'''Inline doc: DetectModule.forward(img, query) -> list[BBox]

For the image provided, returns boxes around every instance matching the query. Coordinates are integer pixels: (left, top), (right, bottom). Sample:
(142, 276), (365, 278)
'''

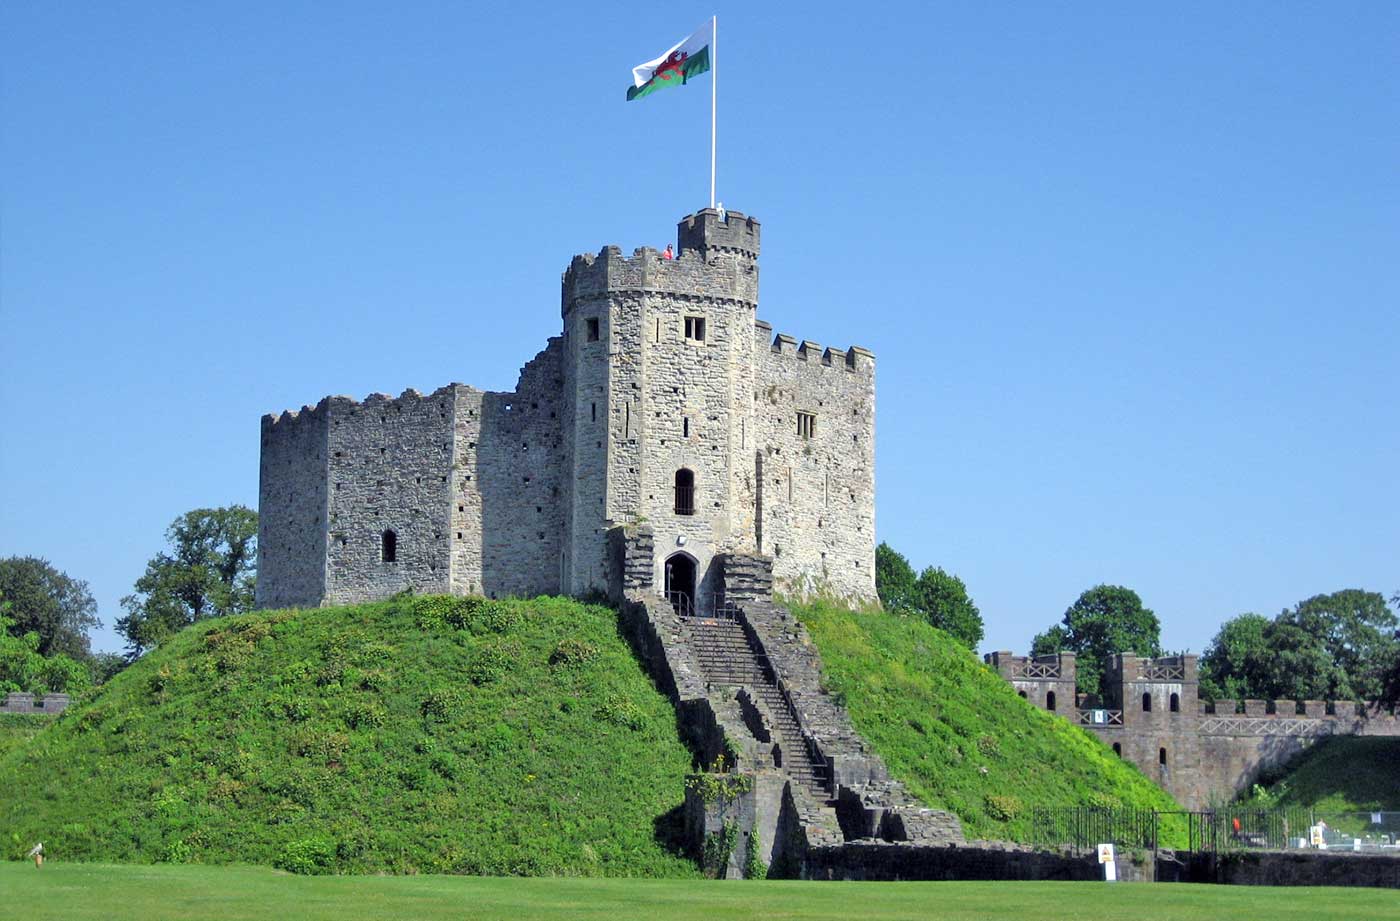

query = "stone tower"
(256, 209), (876, 612)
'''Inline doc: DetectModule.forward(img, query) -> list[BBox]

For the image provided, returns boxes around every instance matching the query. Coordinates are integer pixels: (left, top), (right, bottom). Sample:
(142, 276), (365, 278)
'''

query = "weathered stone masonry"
(987, 650), (1400, 809)
(257, 210), (877, 612)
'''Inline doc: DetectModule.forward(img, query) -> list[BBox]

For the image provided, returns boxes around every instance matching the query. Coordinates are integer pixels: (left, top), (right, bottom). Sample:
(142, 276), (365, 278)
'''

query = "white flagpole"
(710, 15), (717, 209)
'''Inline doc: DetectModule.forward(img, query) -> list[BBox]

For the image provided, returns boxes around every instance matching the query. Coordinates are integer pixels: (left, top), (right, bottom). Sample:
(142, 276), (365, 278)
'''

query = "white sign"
(1098, 843), (1117, 881)
(1092, 709), (1108, 724)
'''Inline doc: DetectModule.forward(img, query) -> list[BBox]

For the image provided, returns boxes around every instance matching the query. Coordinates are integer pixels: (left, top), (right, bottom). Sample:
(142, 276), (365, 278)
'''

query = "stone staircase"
(683, 612), (832, 798)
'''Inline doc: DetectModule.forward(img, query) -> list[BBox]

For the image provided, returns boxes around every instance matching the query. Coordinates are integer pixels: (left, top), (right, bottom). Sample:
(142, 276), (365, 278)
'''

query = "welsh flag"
(627, 21), (712, 102)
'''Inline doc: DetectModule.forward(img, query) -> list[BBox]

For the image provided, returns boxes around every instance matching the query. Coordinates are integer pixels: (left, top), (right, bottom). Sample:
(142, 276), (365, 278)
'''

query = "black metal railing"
(666, 590), (694, 618)
(673, 484), (694, 515)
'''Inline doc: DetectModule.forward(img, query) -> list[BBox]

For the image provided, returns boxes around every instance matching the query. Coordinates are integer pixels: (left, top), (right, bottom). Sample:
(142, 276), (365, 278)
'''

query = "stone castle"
(256, 209), (875, 615)
(252, 207), (1396, 876)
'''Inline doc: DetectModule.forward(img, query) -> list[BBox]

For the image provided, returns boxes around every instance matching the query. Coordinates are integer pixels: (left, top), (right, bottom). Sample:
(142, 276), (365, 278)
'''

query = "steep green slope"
(1239, 736), (1400, 812)
(793, 599), (1182, 841)
(0, 596), (697, 877)
(0, 714), (49, 761)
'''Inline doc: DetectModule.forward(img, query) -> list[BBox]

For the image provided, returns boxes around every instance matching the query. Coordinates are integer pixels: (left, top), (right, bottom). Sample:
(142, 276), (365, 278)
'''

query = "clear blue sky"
(2, 3), (1395, 656)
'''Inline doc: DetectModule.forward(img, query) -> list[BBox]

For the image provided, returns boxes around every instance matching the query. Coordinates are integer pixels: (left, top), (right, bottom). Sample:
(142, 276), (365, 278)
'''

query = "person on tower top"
(662, 243), (674, 260)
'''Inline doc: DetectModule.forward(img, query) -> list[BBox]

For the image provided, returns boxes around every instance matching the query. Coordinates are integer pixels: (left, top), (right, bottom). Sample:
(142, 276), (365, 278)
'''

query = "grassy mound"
(793, 599), (1182, 841)
(0, 596), (697, 877)
(0, 714), (49, 761)
(1238, 736), (1400, 812)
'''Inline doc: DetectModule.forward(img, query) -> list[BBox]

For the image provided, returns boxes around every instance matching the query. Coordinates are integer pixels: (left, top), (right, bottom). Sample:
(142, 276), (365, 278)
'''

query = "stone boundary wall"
(803, 841), (1151, 882)
(0, 692), (69, 715)
(1160, 849), (1400, 888)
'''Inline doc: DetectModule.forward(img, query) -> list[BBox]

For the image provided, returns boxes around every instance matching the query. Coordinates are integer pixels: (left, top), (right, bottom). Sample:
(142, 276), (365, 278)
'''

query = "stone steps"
(683, 616), (830, 796)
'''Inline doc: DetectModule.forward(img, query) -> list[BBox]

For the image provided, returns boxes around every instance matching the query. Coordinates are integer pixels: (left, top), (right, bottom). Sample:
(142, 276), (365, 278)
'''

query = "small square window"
(797, 412), (817, 439)
(684, 316), (706, 342)
(586, 317), (600, 342)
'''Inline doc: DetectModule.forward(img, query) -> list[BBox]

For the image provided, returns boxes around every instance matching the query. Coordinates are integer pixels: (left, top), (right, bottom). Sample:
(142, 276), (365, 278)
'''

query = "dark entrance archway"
(664, 552), (697, 617)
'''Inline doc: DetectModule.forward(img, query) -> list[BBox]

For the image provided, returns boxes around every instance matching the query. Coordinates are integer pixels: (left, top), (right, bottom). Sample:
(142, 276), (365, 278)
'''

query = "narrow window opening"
(1046, 691), (1057, 711)
(586, 317), (600, 341)
(1113, 743), (1122, 757)
(684, 316), (706, 341)
(381, 529), (397, 563)
(674, 469), (695, 515)
(1142, 692), (1152, 712)
(1170, 692), (1180, 713)
(591, 402), (596, 422)
(683, 417), (690, 437)
(797, 412), (817, 439)
(1158, 747), (1167, 766)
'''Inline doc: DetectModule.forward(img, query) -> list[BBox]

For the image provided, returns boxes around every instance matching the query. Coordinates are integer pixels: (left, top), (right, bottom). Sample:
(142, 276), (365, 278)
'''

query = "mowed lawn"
(3, 863), (1399, 921)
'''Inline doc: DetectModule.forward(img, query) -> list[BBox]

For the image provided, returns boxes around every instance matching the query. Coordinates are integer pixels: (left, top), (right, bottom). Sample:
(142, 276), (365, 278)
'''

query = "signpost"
(1098, 843), (1117, 881)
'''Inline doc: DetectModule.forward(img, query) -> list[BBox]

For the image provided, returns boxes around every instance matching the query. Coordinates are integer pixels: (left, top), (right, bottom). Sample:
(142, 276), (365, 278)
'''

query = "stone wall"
(803, 841), (1149, 882)
(755, 326), (876, 603)
(256, 403), (329, 609)
(322, 388), (455, 602)
(990, 650), (1400, 808)
(1162, 849), (1400, 888)
(0, 692), (69, 715)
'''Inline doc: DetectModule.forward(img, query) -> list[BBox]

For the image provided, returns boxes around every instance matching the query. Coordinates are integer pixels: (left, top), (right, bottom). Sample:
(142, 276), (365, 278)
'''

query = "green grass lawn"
(2, 862), (1397, 921)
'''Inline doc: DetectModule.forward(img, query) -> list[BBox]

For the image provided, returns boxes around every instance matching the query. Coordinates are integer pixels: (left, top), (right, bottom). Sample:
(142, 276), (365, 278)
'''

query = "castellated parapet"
(257, 209), (876, 612)
(986, 650), (1400, 809)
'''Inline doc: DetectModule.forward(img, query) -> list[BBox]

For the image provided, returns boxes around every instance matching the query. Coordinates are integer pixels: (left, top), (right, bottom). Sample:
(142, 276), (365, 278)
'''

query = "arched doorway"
(664, 552), (697, 617)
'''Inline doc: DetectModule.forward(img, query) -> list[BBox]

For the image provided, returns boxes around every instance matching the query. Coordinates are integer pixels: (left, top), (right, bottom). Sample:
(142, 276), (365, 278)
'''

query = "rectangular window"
(797, 412), (817, 439)
(684, 316), (706, 342)
(586, 317), (600, 342)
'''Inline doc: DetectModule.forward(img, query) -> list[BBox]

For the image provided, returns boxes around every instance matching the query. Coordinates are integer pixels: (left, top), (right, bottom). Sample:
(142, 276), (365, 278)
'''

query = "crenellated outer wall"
(988, 650), (1400, 808)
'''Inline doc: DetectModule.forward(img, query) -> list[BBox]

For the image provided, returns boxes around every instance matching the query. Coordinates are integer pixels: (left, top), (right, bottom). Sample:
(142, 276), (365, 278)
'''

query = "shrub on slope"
(0, 596), (697, 877)
(793, 598), (1181, 841)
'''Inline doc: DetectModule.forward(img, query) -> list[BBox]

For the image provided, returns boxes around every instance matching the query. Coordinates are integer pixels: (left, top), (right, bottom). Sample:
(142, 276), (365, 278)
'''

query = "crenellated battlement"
(677, 207), (760, 259)
(990, 647), (1400, 808)
(766, 332), (874, 372)
(561, 210), (762, 315)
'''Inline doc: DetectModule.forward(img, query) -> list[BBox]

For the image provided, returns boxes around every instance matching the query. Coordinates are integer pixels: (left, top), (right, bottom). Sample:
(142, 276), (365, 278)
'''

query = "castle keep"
(256, 210), (876, 614)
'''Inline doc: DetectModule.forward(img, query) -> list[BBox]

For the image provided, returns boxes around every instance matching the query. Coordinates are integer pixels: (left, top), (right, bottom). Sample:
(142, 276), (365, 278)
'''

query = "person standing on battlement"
(662, 243), (674, 260)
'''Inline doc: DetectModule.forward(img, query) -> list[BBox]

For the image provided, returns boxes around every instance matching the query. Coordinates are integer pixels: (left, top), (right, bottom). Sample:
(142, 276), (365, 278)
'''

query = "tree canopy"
(0, 593), (92, 695)
(1031, 585), (1162, 697)
(116, 506), (258, 657)
(1201, 590), (1398, 702)
(0, 556), (99, 658)
(874, 543), (984, 649)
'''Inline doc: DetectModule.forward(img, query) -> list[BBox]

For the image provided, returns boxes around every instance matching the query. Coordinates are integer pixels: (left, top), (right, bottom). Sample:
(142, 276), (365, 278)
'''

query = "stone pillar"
(717, 553), (774, 604)
(607, 525), (654, 602)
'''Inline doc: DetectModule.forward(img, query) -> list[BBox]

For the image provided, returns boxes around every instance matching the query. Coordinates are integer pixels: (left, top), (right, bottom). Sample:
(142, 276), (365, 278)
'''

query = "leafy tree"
(874, 543), (983, 649)
(1032, 585), (1161, 697)
(0, 593), (92, 695)
(1198, 591), (1397, 702)
(912, 566), (984, 649)
(116, 506), (257, 657)
(1199, 613), (1272, 700)
(875, 543), (918, 613)
(1379, 591), (1400, 709)
(0, 556), (99, 658)
(1278, 590), (1397, 701)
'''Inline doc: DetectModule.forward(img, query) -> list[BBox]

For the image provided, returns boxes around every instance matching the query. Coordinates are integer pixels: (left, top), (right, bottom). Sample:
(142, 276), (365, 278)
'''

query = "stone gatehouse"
(986, 650), (1400, 808)
(256, 209), (876, 613)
